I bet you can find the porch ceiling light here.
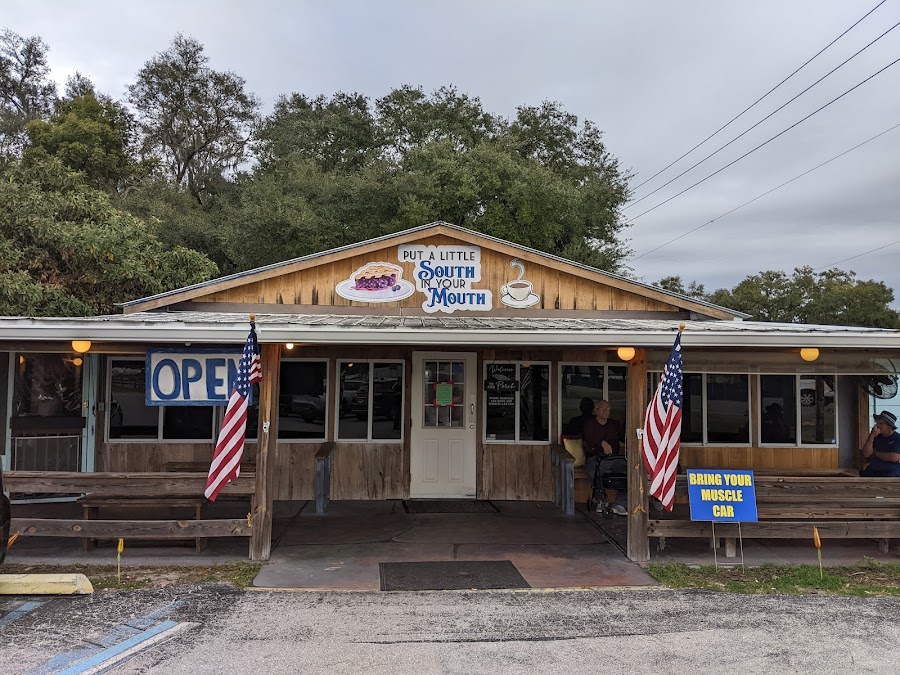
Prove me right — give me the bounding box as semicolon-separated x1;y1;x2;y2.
71;340;92;353
72;357;83;367
617;346;636;361
285;343;295;350
800;347;820;362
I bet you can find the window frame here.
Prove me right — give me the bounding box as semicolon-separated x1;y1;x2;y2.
557;362;627;440
106;356;216;443
277;358;329;443
483;360;552;445
650;370;752;447
758;373;839;448
335;360;405;444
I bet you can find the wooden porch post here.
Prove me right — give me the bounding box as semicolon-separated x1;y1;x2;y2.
250;343;281;561
626;349;650;562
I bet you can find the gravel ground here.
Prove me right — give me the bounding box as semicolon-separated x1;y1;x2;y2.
2;586;899;674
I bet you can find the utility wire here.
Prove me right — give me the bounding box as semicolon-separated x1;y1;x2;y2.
627;17;900;210
629;122;900;262
625;56;900;223
815;240;900;270
629;0;889;195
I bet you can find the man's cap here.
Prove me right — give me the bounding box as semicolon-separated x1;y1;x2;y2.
873;410;897;429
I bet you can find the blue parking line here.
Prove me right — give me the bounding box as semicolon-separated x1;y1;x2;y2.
57;621;179;675
0;600;46;629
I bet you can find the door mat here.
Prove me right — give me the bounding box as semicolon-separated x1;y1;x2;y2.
379;560;530;591
403;500;497;514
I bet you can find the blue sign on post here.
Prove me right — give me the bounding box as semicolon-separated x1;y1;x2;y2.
687;469;758;522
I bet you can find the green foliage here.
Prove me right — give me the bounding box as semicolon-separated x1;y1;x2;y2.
25;88;141;190
0;157;218;316
707;266;900;328
646;561;900;596
127;34;260;204
0;29;56;164
654;275;708;299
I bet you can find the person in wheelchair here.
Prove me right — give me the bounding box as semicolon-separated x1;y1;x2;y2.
583;400;627;516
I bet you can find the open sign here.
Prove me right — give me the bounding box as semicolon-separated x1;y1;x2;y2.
146;349;243;405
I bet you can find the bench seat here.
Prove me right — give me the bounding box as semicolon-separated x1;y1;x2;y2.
79;495;208;552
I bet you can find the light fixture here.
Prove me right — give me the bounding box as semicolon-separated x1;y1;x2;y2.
800;347;820;362
617;346;636;361
19;355;24;365
72;357;83;367
71;340;92;353
285;343;295;350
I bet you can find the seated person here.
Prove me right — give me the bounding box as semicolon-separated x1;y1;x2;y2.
860;411;900;477
582;400;627;516
563;397;596;438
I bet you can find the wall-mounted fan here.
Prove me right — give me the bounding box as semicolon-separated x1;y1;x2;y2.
857;374;899;400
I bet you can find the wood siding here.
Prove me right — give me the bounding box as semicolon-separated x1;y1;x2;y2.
480;444;553;501
330;443;405;500
193;233;682;314
679;446;839;470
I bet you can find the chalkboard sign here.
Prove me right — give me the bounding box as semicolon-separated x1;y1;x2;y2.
484;363;519;391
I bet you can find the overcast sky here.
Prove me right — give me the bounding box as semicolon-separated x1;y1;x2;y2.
6;1;900;302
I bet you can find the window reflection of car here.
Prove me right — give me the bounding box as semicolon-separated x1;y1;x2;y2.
353;379;401;421
340;380;365;417
799;378;835;407
280;394;326;422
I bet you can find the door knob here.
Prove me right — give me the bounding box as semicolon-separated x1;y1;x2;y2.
470;402;475;415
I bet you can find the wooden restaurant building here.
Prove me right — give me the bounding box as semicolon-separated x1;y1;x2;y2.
2;222;899;561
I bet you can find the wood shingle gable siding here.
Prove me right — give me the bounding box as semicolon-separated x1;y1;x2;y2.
120;223;743;320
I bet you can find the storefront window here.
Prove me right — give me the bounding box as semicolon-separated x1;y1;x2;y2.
485;362;550;443
560;365;627;437
278;361;327;440
109;359;213;441
14;353;81;418
760;374;836;446
337;361;403;442
651;372;749;445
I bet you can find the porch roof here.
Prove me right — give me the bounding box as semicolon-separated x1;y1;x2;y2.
3;312;900;349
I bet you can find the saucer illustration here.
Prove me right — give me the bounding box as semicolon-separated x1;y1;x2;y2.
500;292;540;309
335;261;415;303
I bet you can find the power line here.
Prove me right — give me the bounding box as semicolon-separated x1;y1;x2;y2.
628;0;889;195
815;240;900;271
626;17;900;210
629;122;900;262
625;56;900;223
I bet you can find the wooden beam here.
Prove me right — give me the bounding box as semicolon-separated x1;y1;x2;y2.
4;472;255;496
648;519;900;539
251;343;281;561
12;518;252;538
315;442;335;514
626;348;649;562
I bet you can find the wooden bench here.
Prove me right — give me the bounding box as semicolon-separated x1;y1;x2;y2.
6;472;255;554
79;495;208;552
649;475;900;557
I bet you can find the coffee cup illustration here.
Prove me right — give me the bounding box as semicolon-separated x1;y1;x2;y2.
500;259;540;307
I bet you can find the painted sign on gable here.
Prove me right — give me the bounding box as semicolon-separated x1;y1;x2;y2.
398;244;493;313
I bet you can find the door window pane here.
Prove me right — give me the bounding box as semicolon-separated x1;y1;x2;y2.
681;374;703;443
800;375;837;445
278;361;327;440
423;360;464;429
761;375;797;444
706;374;749;443
110;360;158;439
519;365;549;442
338;362;369;440
372;362;402;440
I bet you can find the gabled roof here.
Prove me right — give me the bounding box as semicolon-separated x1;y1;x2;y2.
121;221;749;320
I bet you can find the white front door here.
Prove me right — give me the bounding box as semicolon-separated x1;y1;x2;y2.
410;352;478;498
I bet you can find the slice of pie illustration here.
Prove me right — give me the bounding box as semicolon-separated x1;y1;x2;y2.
351;262;403;291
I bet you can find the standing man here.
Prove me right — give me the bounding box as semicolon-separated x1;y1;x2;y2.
860;411;900;477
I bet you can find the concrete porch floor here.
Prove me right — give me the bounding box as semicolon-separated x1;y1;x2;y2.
4;500;897;589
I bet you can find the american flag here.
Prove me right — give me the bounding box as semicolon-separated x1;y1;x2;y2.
205;323;262;501
641;331;683;511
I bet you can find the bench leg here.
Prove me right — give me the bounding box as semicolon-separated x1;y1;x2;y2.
725;537;737;558
878;538;890;554
82;506;98;552
195;503;207;553
657;535;667;552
